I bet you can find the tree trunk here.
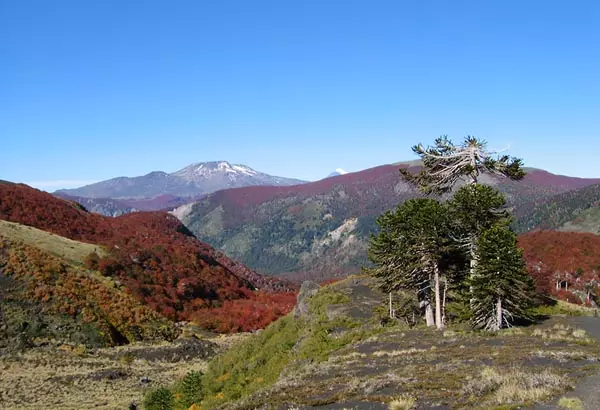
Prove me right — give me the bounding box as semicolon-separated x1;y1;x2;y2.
389;292;393;319
496;297;503;330
469;240;478;306
425;302;435;327
442;277;447;326
434;264;443;329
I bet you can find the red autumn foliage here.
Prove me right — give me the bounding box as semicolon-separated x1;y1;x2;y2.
0;239;177;343
518;230;600;303
0;181;298;332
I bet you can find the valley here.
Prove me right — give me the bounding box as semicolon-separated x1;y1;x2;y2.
5;2;600;408
3;148;600;409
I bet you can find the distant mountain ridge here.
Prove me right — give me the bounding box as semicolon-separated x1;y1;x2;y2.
173;163;600;282
56;161;306;200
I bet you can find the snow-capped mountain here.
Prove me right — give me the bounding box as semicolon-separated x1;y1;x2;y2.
173;161;259;181
326;168;348;178
55;161;306;199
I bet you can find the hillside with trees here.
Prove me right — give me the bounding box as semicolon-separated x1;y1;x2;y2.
0;228;178;348
152;136;599;410
514;183;600;233
175;162;600;282
0;181;297;334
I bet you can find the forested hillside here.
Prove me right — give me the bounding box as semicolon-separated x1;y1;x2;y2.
0;182;297;333
175;165;600;281
514;183;600;233
519;231;600;302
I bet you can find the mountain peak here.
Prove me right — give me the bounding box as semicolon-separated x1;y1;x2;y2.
172;161;259;180
326;168;348;178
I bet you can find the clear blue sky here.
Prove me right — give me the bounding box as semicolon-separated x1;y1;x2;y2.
1;0;599;190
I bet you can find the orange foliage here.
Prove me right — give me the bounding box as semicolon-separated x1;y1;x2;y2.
1;238;177;343
0;181;297;332
518;231;600;303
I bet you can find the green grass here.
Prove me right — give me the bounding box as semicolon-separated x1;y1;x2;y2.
169;280;382;409
531;299;599;317
0;219;107;265
161;278;600;410
199;313;301;408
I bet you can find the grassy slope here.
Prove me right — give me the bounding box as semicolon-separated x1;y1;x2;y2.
559;206;600;234
0;221;177;349
0;219;107;264
160;277;600;410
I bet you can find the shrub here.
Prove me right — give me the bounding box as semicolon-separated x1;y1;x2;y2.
389;395;416;410
143;387;173;410
177;370;203;407
84;251;100;270
558;396;584;410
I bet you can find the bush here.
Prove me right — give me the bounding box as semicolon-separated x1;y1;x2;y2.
84;251;100;270
177;370;203;407
143;387;173;410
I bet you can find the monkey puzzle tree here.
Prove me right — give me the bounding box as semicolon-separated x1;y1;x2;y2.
449;184;510;269
470;226;535;330
400;135;525;194
400;136;525;292
366;198;454;328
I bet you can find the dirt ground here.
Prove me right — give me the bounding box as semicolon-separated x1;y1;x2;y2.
534;316;600;410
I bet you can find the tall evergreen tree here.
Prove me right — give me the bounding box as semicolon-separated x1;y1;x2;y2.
400;136;525;301
400;135;525;194
449;184;510;271
366;198;454;328
470;226;535;330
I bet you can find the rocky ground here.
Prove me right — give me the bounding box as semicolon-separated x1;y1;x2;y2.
211;277;600;410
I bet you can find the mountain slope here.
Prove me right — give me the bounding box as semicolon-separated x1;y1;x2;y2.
0;220;178;349
0;181;296;333
56;161;306;200
518;230;600;297
53;193;138;216
53;192;201;216
174;163;600;281
514;183;600;234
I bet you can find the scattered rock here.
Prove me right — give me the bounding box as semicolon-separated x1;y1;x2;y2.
88;368;128;381
294;281;320;318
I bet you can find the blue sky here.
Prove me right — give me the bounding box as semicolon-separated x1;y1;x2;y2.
1;0;599;190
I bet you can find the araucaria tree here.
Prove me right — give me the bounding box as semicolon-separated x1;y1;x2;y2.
367;135;536;329
400;135;525;194
367;198;453;329
449;183;510;272
401;136;526;288
470;226;535;330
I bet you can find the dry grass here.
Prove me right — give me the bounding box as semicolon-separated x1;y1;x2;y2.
533;349;594;362
0;219;107;265
463;366;571;406
0;335;235;410
373;348;426;358
532;323;593;344
388;394;416;410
